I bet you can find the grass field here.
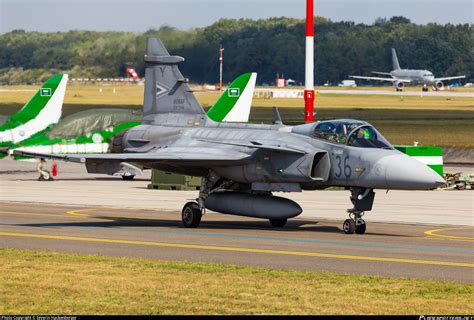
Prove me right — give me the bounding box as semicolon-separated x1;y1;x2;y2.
1;83;473;147
1;84;473;110
1;248;473;315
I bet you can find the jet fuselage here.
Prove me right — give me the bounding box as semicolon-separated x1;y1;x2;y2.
120;121;444;192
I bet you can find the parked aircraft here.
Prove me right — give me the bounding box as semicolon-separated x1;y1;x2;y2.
3;73;256;179
0;74;68;151
14;39;445;234
349;48;465;91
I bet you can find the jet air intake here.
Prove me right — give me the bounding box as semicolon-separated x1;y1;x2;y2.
434;81;444;90
204;192;302;219
394;81;404;90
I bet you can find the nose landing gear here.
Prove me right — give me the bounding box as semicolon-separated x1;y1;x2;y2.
343;188;374;235
344;211;366;234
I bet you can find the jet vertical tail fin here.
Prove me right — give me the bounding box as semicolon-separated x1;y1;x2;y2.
391;48;401;70
142;38;207;126
0;74;68;146
207;72;257;122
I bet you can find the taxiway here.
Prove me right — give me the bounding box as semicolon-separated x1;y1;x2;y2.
0;159;472;282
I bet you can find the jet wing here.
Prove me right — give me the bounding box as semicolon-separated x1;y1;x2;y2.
12;148;252;166
434;75;466;82
197;139;306;154
349;75;411;83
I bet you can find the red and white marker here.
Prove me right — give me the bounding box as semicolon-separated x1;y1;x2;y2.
219;45;224;92
126;67;140;81
304;0;315;122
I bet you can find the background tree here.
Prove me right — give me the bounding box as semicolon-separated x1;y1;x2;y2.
0;17;472;84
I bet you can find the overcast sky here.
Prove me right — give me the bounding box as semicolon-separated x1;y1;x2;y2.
1;0;472;34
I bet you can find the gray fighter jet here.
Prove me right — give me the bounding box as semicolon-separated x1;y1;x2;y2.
349;48;466;91
14;39;445;234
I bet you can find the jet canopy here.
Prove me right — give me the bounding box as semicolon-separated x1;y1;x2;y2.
311;119;393;149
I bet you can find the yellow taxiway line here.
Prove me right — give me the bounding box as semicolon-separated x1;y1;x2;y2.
424;228;474;241
66;209;93;218
0;231;472;268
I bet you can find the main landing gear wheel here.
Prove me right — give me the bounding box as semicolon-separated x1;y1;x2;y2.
122;175;135;181
182;201;202;228
355;219;366;234
269;218;287;228
343;217;367;234
343;219;355;234
38;171;53;181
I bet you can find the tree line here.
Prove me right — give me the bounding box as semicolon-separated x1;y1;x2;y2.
0;16;472;85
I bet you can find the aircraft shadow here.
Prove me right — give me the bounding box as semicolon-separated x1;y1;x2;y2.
11;177;150;182
0;170;37;175
12;215;407;237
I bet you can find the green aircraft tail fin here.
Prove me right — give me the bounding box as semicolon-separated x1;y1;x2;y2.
0;74;68;146
207;72;257;122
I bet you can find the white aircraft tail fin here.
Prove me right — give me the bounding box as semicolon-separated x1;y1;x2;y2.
392;48;401;70
207;73;257;122
0;74;68;146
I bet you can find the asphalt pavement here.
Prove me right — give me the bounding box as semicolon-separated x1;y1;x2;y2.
0;158;472;282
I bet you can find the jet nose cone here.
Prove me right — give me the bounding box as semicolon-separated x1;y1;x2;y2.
384;154;445;190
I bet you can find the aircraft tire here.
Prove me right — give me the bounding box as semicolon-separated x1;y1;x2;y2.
269;218;287;228
456;182;466;190
343;219;355;234
355;220;366;234
39;171;51;181
182;202;202;228
122;175;135;181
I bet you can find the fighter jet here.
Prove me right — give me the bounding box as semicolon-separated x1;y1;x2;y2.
14;39;445;234
349;48;465;91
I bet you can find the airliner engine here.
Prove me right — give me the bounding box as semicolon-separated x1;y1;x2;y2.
394;81;404;91
434;81;444;90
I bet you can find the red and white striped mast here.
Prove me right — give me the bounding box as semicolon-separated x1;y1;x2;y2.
304;0;315;122
219;44;224;92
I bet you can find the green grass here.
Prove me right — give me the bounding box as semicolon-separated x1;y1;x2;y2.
0;248;473;315
1;84;473;110
248;107;474;148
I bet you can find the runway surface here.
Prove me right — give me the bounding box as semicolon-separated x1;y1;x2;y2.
0;159;472;226
0;202;473;282
1;158;473;282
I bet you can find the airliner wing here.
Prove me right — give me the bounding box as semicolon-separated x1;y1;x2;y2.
371;71;392;76
349;75;411;83
434;75;466;82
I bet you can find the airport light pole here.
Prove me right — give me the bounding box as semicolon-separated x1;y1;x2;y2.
219;45;224;92
304;0;315;122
